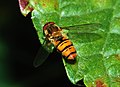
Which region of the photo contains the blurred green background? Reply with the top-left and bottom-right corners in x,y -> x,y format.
0,1 -> 84,87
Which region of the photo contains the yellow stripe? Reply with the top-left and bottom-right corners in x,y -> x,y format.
57,40 -> 72,52
62,46 -> 76,57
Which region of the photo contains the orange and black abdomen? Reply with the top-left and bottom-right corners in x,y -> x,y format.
53,37 -> 77,63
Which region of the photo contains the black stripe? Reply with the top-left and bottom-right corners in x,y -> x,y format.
56,37 -> 69,48
66,51 -> 76,59
59,44 -> 73,53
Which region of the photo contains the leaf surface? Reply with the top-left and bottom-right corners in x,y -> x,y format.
18,0 -> 120,86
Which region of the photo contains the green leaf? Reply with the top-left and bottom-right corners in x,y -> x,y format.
19,0 -> 120,86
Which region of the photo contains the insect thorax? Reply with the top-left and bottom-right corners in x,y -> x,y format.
44,23 -> 63,42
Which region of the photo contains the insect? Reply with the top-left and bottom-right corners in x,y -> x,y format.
33,22 -> 101,67
43,22 -> 77,61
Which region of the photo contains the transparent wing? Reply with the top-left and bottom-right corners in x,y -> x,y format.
62,23 -> 103,43
33,41 -> 54,67
62,23 -> 102,33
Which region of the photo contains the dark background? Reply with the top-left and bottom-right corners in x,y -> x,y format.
0,1 -> 85,87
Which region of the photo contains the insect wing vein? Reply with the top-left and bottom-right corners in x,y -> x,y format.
62,23 -> 102,33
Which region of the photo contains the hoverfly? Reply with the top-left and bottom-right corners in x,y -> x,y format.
43,22 -> 77,61
33,22 -> 101,67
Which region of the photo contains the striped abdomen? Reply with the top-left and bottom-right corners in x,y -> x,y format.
53,37 -> 77,61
